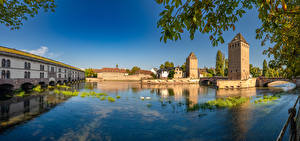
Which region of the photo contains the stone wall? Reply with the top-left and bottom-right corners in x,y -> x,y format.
97,72 -> 152,81
216,78 -> 256,89
142,78 -> 200,85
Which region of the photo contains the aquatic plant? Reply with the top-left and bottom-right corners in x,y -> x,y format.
107,97 -> 116,102
15,91 -> 25,97
33,85 -> 43,93
48,85 -> 55,89
100,96 -> 106,101
188,97 -> 249,111
54,89 -> 60,94
97,93 -> 108,96
254,95 -> 280,103
147,103 -> 152,108
116,95 -> 121,99
56,84 -> 71,89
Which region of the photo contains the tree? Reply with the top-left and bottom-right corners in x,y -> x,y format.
160,61 -> 175,69
263,59 -> 268,77
85,68 -> 97,78
181,62 -> 186,72
168,69 -> 175,79
156,0 -> 299,78
215,50 -> 224,76
224,59 -> 228,76
116,64 -> 119,68
206,68 -> 215,77
129,66 -> 141,75
249,64 -> 262,77
0,0 -> 56,30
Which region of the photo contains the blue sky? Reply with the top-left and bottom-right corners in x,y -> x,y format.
0,0 -> 270,70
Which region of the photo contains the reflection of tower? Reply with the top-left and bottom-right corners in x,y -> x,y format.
229,100 -> 252,140
173,85 -> 183,101
186,85 -> 199,107
186,52 -> 198,78
228,33 -> 250,80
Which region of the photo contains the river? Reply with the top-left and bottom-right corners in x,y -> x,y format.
0,82 -> 299,141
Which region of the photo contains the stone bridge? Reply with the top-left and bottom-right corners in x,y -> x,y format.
0,46 -> 85,94
200,76 -> 300,88
256,77 -> 298,87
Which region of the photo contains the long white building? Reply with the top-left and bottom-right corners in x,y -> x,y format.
0,46 -> 85,91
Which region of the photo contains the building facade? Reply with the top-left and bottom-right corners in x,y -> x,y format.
174,67 -> 183,79
228,33 -> 250,80
186,52 -> 198,79
0,46 -> 85,90
94,68 -> 152,81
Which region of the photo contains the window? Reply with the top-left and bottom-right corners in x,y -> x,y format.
2,59 -> 5,67
40,65 -> 44,71
59,68 -> 61,72
24,71 -> 27,78
6,70 -> 10,79
28,72 -> 30,78
58,74 -> 61,78
24,62 -> 30,69
6,60 -> 10,68
1,70 -> 5,79
40,72 -> 44,78
51,67 -> 54,72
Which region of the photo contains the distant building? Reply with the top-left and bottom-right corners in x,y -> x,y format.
174,67 -> 183,79
157,68 -> 169,79
94,68 -> 152,81
198,68 -> 207,78
186,52 -> 198,79
228,33 -> 250,80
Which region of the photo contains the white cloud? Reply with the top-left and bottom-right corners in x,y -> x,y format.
23,46 -> 61,59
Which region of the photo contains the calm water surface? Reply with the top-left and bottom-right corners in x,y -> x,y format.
0,82 -> 299,141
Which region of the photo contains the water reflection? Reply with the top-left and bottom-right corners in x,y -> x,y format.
0,82 -> 297,141
0,94 -> 70,132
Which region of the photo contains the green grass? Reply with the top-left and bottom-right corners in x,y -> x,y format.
107,96 -> 116,102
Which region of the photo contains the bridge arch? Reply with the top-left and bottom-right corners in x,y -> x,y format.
21,82 -> 34,92
0,83 -> 14,96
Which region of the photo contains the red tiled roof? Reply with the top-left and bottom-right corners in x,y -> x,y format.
93,68 -> 127,73
136,70 -> 152,75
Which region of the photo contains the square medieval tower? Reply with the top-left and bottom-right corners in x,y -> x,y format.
228,33 -> 250,80
186,52 -> 198,78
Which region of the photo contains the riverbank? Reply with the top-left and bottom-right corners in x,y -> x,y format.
141,78 -> 200,85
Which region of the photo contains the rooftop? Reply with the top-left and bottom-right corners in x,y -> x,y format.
230,33 -> 248,44
0,46 -> 82,71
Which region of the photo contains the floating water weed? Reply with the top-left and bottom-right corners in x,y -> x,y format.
54,89 -> 60,94
107,97 -> 116,102
97,93 -> 108,96
254,95 -> 280,103
33,85 -> 43,93
100,96 -> 106,101
188,97 -> 249,111
116,95 -> 121,99
56,84 -> 71,89
15,91 -> 25,97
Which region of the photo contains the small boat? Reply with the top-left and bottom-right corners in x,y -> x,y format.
145,97 -> 151,100
140,97 -> 145,100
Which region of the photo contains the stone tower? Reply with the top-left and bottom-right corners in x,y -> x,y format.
186,52 -> 198,78
228,33 -> 250,80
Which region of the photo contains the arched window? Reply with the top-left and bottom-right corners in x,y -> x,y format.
28,63 -> 31,69
2,59 -> 6,67
1,70 -> 5,79
24,62 -> 27,69
6,70 -> 10,79
6,60 -> 10,68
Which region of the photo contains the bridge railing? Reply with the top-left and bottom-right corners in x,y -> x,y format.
276,96 -> 300,141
